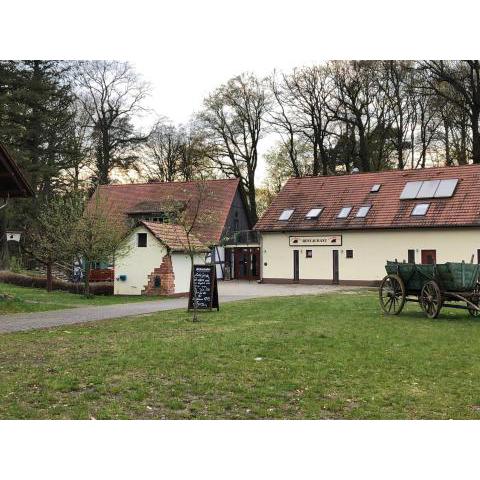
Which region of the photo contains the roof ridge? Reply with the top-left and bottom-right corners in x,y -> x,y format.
99,178 -> 240,188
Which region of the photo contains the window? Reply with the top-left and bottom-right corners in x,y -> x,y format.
279,209 -> 294,221
370,184 -> 381,193
305,208 -> 323,219
137,232 -> 147,247
408,249 -> 415,264
306,250 -> 313,258
346,250 -> 353,258
337,207 -> 352,219
411,203 -> 429,216
356,206 -> 371,218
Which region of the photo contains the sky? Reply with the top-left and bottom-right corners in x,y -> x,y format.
3,0 -> 478,185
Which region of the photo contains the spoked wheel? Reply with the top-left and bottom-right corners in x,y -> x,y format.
420,280 -> 442,319
379,274 -> 406,315
468,287 -> 480,317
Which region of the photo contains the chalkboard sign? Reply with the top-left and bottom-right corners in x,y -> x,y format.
188,264 -> 219,311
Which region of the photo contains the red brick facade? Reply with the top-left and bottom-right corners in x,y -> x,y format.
142,255 -> 175,296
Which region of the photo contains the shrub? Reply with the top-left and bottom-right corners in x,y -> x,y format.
0,271 -> 113,295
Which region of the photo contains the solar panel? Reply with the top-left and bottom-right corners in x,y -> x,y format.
417,180 -> 441,198
278,209 -> 294,221
356,206 -> 371,218
337,207 -> 352,219
400,181 -> 423,199
370,184 -> 381,193
305,208 -> 323,219
434,178 -> 458,198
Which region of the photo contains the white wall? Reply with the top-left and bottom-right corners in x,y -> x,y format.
171,253 -> 206,293
261,228 -> 480,283
114,226 -> 166,295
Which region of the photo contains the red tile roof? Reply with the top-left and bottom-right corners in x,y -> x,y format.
141,221 -> 208,252
90,178 -> 240,244
255,164 -> 480,232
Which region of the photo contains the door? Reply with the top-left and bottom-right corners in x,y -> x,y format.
421,249 -> 436,265
332,250 -> 339,284
233,248 -> 260,280
293,250 -> 299,282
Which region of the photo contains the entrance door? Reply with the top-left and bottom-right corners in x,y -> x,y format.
293,250 -> 299,282
332,250 -> 339,284
233,248 -> 260,280
421,249 -> 437,264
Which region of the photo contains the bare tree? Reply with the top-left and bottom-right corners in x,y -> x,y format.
198,73 -> 268,225
421,61 -> 480,163
74,61 -> 151,184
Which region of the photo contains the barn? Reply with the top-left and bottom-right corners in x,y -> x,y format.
255,164 -> 480,286
89,178 -> 256,294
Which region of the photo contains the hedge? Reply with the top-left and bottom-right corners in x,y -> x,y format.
0,271 -> 113,295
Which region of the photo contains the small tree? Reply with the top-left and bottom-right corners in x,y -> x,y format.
163,182 -> 214,322
73,192 -> 130,296
23,194 -> 83,291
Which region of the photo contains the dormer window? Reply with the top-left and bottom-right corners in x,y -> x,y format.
370,184 -> 381,193
305,208 -> 323,219
337,207 -> 352,219
411,203 -> 429,216
278,209 -> 294,221
356,205 -> 371,218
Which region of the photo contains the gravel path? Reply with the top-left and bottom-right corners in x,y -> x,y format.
0,282 -> 363,333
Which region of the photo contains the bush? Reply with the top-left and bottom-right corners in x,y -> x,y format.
0,271 -> 113,295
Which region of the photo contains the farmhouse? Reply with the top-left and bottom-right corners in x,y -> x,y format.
90,178 -> 254,295
255,164 -> 480,286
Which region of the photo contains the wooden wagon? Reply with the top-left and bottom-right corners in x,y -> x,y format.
379,261 -> 480,318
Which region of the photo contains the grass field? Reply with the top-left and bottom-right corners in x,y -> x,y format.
1,290 -> 480,419
0,282 -> 162,314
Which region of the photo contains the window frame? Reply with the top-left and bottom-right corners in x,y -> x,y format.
355,205 -> 371,218
370,184 -> 381,193
346,249 -> 353,259
305,207 -> 323,219
411,203 -> 430,216
137,232 -> 148,247
278,209 -> 295,221
337,206 -> 352,219
306,249 -> 313,258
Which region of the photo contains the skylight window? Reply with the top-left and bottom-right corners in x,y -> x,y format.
337,207 -> 352,219
356,206 -> 371,218
411,203 -> 429,216
278,209 -> 294,221
370,184 -> 381,193
417,180 -> 440,199
305,208 -> 323,219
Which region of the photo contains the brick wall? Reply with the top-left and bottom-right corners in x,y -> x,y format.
142,254 -> 175,295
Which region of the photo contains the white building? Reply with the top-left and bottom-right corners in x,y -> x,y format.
255,164 -> 480,285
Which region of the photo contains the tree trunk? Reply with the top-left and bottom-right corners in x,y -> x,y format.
247,171 -> 258,225
471,108 -> 480,163
46,262 -> 53,292
357,124 -> 370,172
444,119 -> 451,166
84,260 -> 91,296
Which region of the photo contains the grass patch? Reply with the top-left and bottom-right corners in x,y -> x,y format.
1,291 -> 480,419
0,282 -> 165,314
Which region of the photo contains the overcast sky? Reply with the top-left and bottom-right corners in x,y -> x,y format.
3,0 -> 478,184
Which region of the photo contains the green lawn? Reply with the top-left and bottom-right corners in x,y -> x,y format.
0,282 -> 163,314
1,291 -> 480,419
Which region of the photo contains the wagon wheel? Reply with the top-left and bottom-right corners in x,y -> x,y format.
420,280 -> 442,319
379,274 -> 406,315
468,285 -> 480,317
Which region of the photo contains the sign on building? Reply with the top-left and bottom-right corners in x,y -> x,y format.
289,235 -> 342,246
5,231 -> 21,242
